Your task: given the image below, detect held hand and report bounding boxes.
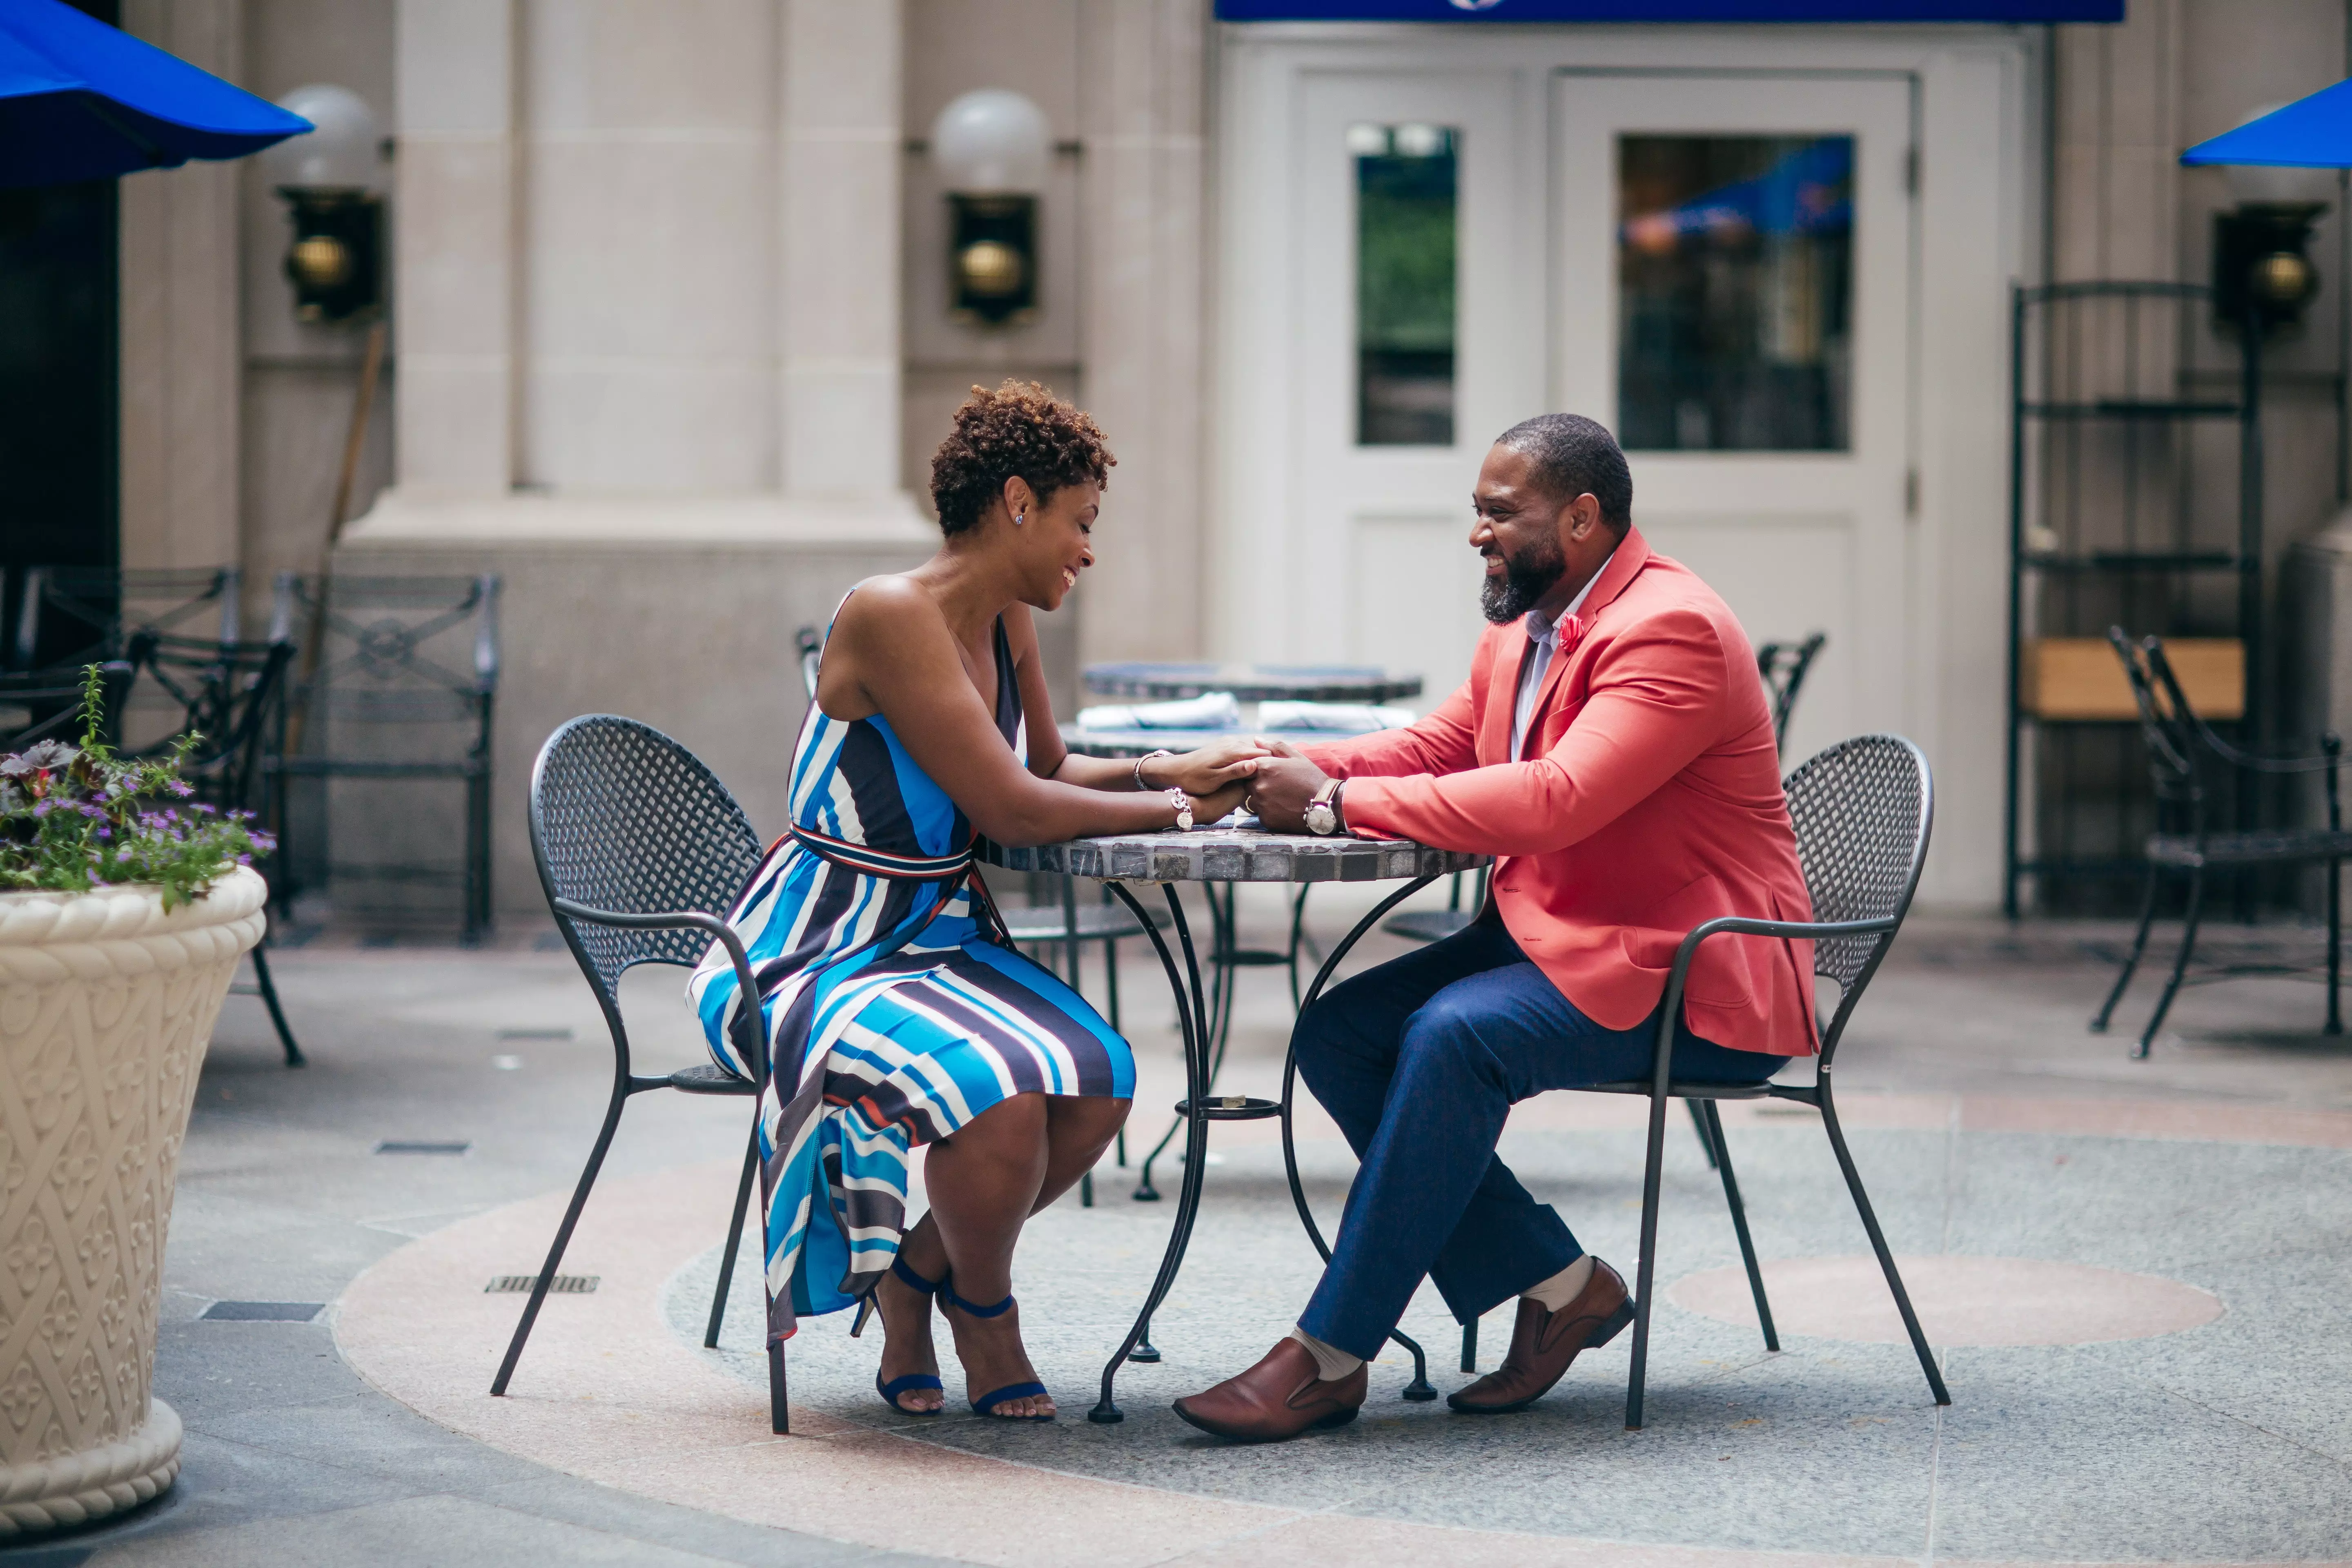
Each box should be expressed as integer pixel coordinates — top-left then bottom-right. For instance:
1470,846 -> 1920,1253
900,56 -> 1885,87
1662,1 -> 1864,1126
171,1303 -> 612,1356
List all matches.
1244,745 -> 1330,834
1187,779 -> 1253,826
1152,736 -> 1270,795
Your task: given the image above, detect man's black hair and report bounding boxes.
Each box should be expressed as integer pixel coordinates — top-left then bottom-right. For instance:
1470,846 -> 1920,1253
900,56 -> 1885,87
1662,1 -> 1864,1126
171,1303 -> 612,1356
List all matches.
1494,413 -> 1632,532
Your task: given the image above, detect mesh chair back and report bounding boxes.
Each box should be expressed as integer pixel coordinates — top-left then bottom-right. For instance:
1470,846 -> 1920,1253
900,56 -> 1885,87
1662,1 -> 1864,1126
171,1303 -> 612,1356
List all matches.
529,715 -> 763,1003
1782,734 -> 1932,1051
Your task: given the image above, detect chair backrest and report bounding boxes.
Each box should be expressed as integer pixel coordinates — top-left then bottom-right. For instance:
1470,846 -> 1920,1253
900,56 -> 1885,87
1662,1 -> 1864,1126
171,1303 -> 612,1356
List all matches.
12,566 -> 240,670
529,715 -> 763,1007
1782,733 -> 1932,1059
281,571 -> 500,744
796,624 -> 822,701
122,630 -> 296,815
2107,627 -> 2209,818
1756,631 -> 1827,752
0,663 -> 131,750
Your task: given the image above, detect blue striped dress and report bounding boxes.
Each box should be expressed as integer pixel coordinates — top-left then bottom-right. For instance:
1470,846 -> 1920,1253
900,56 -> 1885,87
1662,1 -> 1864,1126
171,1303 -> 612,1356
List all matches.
687,613 -> 1136,1344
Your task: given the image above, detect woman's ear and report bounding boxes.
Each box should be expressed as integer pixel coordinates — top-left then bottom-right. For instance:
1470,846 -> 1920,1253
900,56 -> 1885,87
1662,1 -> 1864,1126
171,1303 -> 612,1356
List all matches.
1003,475 -> 1035,525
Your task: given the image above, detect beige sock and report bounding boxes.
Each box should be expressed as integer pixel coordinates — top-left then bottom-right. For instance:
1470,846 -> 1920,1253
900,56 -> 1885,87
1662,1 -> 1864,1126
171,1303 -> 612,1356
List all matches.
1523,1255 -> 1596,1313
1287,1326 -> 1363,1382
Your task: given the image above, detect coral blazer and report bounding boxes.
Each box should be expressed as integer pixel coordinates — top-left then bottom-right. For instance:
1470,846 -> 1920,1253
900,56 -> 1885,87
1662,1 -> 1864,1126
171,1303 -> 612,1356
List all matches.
1303,528 -> 1817,1058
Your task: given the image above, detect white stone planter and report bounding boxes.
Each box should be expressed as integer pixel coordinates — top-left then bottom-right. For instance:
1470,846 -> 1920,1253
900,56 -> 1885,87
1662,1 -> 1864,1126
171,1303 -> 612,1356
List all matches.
0,868 -> 265,1537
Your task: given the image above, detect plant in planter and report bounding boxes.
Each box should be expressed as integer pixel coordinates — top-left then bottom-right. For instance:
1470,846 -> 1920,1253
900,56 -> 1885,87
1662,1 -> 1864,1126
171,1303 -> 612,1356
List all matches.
0,668 -> 273,1536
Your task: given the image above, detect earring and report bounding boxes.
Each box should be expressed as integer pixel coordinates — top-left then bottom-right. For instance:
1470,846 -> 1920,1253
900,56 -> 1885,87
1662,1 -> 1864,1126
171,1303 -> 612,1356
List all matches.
1015,510 -> 1026,525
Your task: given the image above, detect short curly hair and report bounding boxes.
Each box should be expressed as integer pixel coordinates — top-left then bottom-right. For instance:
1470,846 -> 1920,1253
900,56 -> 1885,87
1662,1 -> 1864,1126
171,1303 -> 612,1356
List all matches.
928,380 -> 1115,536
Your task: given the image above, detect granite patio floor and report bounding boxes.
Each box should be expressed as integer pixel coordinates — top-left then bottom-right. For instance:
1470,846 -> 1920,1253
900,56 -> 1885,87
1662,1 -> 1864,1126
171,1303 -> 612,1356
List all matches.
5,884 -> 2350,1567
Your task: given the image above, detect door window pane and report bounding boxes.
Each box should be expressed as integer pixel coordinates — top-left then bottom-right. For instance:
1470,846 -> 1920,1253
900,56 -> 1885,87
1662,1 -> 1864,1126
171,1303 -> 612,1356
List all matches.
1354,122 -> 1457,446
1617,135 -> 1853,452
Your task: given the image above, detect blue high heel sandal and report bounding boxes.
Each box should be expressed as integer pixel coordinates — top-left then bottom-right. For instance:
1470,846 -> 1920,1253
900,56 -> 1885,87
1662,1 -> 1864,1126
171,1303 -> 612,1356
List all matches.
942,1285 -> 1052,1421
858,1256 -> 947,1417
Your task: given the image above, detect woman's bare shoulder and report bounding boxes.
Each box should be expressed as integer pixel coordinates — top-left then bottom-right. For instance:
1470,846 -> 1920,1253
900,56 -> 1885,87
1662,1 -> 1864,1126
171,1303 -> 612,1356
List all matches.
832,575 -> 944,643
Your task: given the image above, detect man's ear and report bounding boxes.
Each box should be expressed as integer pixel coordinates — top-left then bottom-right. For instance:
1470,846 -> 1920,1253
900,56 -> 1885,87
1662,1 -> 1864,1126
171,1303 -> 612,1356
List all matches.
1565,492 -> 1603,541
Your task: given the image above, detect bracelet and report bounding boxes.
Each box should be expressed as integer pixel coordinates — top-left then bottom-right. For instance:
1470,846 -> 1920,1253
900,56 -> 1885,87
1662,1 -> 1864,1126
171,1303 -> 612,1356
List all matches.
1166,786 -> 1194,831
1133,748 -> 1174,791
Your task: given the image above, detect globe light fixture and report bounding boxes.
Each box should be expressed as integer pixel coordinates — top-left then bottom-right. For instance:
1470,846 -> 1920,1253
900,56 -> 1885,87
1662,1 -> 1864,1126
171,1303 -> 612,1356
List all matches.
931,89 -> 1049,326
258,84 -> 385,324
2209,102 -> 2333,330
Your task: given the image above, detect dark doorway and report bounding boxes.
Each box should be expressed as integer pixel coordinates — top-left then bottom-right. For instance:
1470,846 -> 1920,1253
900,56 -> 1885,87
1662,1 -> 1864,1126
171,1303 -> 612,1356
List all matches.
0,0 -> 121,667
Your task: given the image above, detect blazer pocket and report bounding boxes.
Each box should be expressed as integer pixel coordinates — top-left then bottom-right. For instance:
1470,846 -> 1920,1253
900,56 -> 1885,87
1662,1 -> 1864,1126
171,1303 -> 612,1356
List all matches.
1618,872 -> 1755,1007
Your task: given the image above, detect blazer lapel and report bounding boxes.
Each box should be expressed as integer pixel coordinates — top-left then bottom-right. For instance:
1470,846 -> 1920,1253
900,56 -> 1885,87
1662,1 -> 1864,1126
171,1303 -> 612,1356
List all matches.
1479,623 -> 1524,766
1516,528 -> 1653,759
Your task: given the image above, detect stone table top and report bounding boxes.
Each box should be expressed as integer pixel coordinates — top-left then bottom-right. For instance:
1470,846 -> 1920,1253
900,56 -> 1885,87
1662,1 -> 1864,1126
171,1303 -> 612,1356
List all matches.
1060,724 -> 1402,759
1082,661 -> 1423,703
979,828 -> 1486,884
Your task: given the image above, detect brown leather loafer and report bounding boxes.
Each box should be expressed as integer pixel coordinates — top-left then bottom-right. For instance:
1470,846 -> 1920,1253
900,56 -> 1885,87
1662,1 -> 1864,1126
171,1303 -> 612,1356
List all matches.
1448,1257 -> 1635,1414
1172,1339 -> 1368,1443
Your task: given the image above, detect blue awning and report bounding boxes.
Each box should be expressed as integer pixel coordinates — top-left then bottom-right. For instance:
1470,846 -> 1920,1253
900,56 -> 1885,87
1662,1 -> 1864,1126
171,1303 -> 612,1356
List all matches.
1218,2 -> 2121,21
2181,80 -> 2352,170
0,0 -> 310,188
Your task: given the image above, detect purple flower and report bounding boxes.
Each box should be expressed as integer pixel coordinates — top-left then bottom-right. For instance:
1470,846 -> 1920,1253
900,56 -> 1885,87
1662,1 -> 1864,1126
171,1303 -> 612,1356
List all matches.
166,780 -> 194,798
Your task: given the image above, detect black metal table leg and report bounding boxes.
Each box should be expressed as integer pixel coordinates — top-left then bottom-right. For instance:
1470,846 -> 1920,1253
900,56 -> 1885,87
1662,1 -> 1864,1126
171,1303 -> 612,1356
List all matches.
1278,873 -> 1445,1401
1090,882 -> 1214,1423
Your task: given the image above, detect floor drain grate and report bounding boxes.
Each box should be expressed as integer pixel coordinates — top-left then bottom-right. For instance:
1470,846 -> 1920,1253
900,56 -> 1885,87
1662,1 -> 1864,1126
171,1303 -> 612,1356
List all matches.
201,1301 -> 325,1322
486,1274 -> 599,1294
374,1140 -> 473,1155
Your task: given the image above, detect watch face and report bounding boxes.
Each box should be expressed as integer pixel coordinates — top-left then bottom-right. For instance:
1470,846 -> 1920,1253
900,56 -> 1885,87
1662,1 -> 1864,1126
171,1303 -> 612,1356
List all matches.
1306,802 -> 1335,835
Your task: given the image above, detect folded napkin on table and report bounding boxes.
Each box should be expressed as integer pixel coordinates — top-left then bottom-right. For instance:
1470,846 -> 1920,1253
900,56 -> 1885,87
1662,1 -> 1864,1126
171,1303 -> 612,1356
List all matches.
1256,701 -> 1414,734
1074,691 -> 1242,731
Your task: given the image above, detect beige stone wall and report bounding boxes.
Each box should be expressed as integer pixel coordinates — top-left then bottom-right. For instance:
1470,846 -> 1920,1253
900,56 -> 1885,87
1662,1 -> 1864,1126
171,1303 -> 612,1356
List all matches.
118,0 -> 246,577
238,0 -> 397,617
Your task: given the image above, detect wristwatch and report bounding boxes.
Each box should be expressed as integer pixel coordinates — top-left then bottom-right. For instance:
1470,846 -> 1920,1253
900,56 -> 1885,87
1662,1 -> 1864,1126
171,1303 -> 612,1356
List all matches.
1167,787 -> 1195,831
1303,778 -> 1343,836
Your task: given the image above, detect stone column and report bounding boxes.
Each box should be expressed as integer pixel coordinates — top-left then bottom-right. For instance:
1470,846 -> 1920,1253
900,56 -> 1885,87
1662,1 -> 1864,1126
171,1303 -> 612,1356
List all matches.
780,0 -> 903,497
118,0 -> 245,572
1076,0 -> 1209,662
393,0 -> 516,493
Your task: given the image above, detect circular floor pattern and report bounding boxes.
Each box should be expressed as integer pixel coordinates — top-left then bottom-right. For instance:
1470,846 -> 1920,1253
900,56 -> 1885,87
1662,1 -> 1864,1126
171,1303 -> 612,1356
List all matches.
339,1098 -> 2352,1568
1668,1254 -> 2225,1346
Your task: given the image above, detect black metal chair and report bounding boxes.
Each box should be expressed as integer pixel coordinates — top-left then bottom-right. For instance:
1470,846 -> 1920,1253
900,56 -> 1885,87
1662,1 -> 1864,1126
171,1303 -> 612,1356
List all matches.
492,714 -> 782,1429
9,565 -> 242,672
2091,628 -> 2350,1058
1757,631 -> 1828,752
269,573 -> 500,943
121,597 -> 307,1067
1568,733 -> 1949,1428
0,662 -> 130,750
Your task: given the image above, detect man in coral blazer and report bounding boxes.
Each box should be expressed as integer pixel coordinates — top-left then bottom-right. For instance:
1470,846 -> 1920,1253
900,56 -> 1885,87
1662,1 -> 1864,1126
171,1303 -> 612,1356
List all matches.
1173,414 -> 1816,1444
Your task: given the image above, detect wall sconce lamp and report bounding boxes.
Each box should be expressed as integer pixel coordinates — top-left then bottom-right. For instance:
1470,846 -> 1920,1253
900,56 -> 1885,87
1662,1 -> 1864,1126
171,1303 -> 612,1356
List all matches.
931,89 -> 1049,327
258,84 -> 386,325
2212,105 -> 2335,331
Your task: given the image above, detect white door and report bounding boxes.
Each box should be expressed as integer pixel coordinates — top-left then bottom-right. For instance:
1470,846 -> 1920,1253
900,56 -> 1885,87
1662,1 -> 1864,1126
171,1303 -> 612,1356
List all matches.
1286,71 -> 1537,708
1555,73 -> 1916,760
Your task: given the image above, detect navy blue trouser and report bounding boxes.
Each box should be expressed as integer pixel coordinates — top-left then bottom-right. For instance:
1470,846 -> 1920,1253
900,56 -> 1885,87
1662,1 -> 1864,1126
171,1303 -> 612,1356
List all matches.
1293,915 -> 1786,1359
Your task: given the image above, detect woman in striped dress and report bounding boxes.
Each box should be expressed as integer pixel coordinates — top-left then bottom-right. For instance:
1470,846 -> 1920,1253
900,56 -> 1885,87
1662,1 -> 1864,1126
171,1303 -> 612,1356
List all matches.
689,383 -> 1262,1421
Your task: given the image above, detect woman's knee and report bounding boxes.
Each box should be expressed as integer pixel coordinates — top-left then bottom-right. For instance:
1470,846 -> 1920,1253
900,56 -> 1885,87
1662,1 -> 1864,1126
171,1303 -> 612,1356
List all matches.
955,1091 -> 1050,1145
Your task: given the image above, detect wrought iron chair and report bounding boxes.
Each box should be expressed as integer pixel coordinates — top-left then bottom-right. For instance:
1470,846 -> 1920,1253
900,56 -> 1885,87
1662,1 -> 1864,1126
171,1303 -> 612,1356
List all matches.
269,573 -> 500,943
492,715 -> 781,1428
123,598 -> 306,1066
0,662 -> 130,750
1757,631 -> 1828,752
2091,628 -> 2350,1058
9,565 -> 241,671
1566,733 -> 1948,1428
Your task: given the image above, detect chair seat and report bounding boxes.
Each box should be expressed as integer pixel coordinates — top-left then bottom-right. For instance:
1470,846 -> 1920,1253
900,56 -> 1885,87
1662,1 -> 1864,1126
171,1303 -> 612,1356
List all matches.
669,1063 -> 758,1095
1384,909 -> 1477,943
2147,828 -> 2352,867
1001,901 -> 1165,942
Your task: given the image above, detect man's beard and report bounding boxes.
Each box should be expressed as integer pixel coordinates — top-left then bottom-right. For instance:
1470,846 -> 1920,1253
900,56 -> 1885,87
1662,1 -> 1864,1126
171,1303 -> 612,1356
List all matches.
1480,539 -> 1566,624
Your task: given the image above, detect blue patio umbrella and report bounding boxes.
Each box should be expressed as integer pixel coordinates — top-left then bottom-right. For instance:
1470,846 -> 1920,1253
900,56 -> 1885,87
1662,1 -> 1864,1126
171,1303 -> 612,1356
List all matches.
2182,79 -> 2352,169
0,0 -> 309,188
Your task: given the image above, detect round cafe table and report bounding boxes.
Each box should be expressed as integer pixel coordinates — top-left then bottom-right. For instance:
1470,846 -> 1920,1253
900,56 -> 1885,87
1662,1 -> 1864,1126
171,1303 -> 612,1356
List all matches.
980,826 -> 1487,1424
1083,660 -> 1423,704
